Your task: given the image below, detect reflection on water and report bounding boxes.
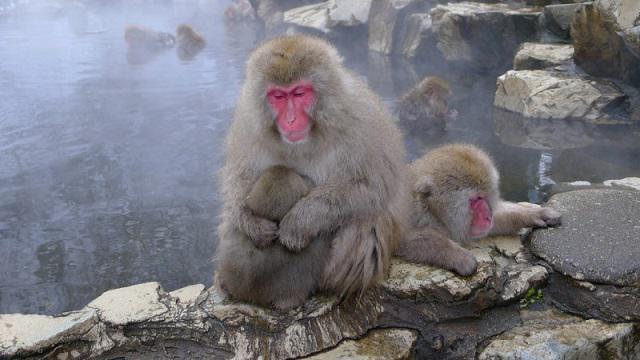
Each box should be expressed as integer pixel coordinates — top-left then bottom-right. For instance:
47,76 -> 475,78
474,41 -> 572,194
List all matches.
1,1 -> 639,315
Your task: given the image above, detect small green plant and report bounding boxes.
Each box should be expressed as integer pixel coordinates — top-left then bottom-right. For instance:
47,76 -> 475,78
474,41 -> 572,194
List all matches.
519,288 -> 543,309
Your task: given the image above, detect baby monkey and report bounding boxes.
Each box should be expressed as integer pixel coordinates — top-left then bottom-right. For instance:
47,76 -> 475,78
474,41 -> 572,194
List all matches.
397,76 -> 458,131
217,166 -> 330,310
397,144 -> 561,276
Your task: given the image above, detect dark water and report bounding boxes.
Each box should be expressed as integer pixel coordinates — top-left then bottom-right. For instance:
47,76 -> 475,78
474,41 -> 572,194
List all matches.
1,1 -> 639,315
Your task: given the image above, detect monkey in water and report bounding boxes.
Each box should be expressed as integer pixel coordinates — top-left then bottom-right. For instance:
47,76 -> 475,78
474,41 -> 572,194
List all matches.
176,24 -> 206,61
218,166 -> 331,310
215,36 -> 410,309
396,76 -> 458,131
124,25 -> 175,51
396,144 -> 561,276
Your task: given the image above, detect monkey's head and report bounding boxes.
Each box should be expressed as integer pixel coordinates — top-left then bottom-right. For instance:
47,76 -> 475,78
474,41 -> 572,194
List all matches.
419,76 -> 457,121
177,24 -> 194,37
245,36 -> 344,145
413,144 -> 499,242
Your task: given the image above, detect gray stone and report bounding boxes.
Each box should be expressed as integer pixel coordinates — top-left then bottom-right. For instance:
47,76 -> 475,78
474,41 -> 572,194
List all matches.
479,308 -> 640,359
368,0 -> 427,55
327,0 -> 372,27
86,281 -> 169,325
604,177 -> 640,191
513,43 -> 574,70
431,2 -> 540,71
283,2 -> 330,33
0,310 -> 97,358
400,13 -> 433,59
169,283 -> 205,305
306,328 -> 418,360
572,0 -> 640,86
543,3 -> 585,39
531,189 -> 640,286
494,70 -> 631,124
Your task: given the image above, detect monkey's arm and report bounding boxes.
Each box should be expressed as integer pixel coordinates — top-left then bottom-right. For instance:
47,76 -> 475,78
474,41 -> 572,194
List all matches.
396,227 -> 478,276
278,180 -> 384,252
490,201 -> 561,236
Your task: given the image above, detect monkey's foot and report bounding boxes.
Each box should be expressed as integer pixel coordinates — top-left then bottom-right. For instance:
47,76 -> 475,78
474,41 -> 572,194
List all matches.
449,249 -> 478,276
246,217 -> 278,249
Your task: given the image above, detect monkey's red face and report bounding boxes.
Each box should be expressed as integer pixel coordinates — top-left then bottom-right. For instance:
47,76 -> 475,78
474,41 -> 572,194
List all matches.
267,81 -> 315,144
469,195 -> 493,238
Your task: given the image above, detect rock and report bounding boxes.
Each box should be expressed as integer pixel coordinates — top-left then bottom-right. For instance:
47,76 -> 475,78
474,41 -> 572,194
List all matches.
531,189 -> 640,286
494,69 -> 632,124
479,308 -> 640,359
306,328 -> 418,360
572,0 -> 640,86
252,0 -> 323,31
0,236 -> 551,359
0,310 -> 97,358
400,13 -> 433,60
430,2 -> 540,71
604,177 -> 640,191
368,0 -> 428,55
327,0 -> 372,27
86,282 -> 169,325
543,3 -> 586,39
513,43 -> 574,70
283,2 -> 330,33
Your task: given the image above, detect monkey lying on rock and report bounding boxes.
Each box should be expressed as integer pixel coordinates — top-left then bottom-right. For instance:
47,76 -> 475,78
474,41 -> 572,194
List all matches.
396,144 -> 562,276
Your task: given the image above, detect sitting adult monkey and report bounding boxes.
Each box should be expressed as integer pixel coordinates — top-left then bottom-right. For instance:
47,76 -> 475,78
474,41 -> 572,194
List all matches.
215,36 -> 410,309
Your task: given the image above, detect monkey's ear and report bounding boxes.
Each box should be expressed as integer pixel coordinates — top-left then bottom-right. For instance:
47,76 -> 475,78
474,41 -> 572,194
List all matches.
414,175 -> 434,196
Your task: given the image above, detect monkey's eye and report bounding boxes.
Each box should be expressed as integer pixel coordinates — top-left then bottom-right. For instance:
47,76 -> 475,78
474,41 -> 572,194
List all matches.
268,90 -> 287,100
292,88 -> 307,97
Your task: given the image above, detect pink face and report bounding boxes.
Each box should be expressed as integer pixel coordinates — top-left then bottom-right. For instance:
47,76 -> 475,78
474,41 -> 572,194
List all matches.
469,195 -> 493,238
266,80 -> 315,144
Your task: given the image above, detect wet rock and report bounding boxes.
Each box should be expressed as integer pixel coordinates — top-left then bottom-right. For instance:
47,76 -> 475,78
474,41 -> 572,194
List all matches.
542,3 -> 586,39
283,2 -> 331,33
400,13 -> 433,60
531,189 -> 640,287
252,0 -> 323,30
513,43 -> 574,70
430,2 -> 540,71
327,0 -> 372,27
0,237 -> 553,359
572,0 -> 640,86
368,0 -> 428,55
283,0 -> 371,34
494,69 -> 631,124
479,308 -> 640,359
86,281 -> 169,325
306,328 -> 418,360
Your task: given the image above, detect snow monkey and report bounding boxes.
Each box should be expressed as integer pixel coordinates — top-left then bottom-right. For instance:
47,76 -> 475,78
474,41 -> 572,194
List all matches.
396,144 -> 562,275
176,24 -> 206,61
215,36 -> 411,309
396,76 -> 458,131
124,25 -> 175,51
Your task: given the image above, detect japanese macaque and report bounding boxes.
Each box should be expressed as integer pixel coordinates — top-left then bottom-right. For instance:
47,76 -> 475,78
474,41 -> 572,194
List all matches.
215,36 -> 410,309
224,0 -> 256,22
124,25 -> 175,51
176,24 -> 206,61
396,144 -> 561,275
396,76 -> 458,131
124,25 -> 175,65
246,166 -> 313,222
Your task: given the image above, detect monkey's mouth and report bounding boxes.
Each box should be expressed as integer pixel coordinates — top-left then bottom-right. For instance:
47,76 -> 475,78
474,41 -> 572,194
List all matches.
280,126 -> 310,144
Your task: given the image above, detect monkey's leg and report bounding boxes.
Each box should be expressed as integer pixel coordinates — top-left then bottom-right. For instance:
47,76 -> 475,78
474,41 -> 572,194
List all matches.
396,227 -> 478,276
490,201 -> 561,236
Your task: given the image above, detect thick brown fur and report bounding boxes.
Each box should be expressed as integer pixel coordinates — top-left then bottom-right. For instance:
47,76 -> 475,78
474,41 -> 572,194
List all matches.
396,144 -> 561,276
176,24 -> 206,61
215,36 -> 411,308
396,76 -> 456,131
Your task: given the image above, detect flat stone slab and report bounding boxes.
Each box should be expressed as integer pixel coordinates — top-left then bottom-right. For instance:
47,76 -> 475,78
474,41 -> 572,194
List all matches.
306,328 -> 417,360
479,308 -> 640,359
86,282 -> 169,325
531,189 -> 640,286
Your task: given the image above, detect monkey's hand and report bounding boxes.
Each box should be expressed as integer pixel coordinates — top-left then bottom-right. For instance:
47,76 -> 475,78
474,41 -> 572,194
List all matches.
278,205 -> 315,252
239,208 -> 278,248
516,202 -> 562,228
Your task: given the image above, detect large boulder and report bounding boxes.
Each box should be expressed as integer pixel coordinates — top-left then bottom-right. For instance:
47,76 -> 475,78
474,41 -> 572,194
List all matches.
531,189 -> 640,322
283,0 -> 372,34
542,3 -> 587,40
0,237 -> 550,359
571,0 -> 640,86
368,0 -> 429,55
430,2 -> 541,71
494,69 -> 632,124
400,13 -> 434,60
513,42 -> 574,70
